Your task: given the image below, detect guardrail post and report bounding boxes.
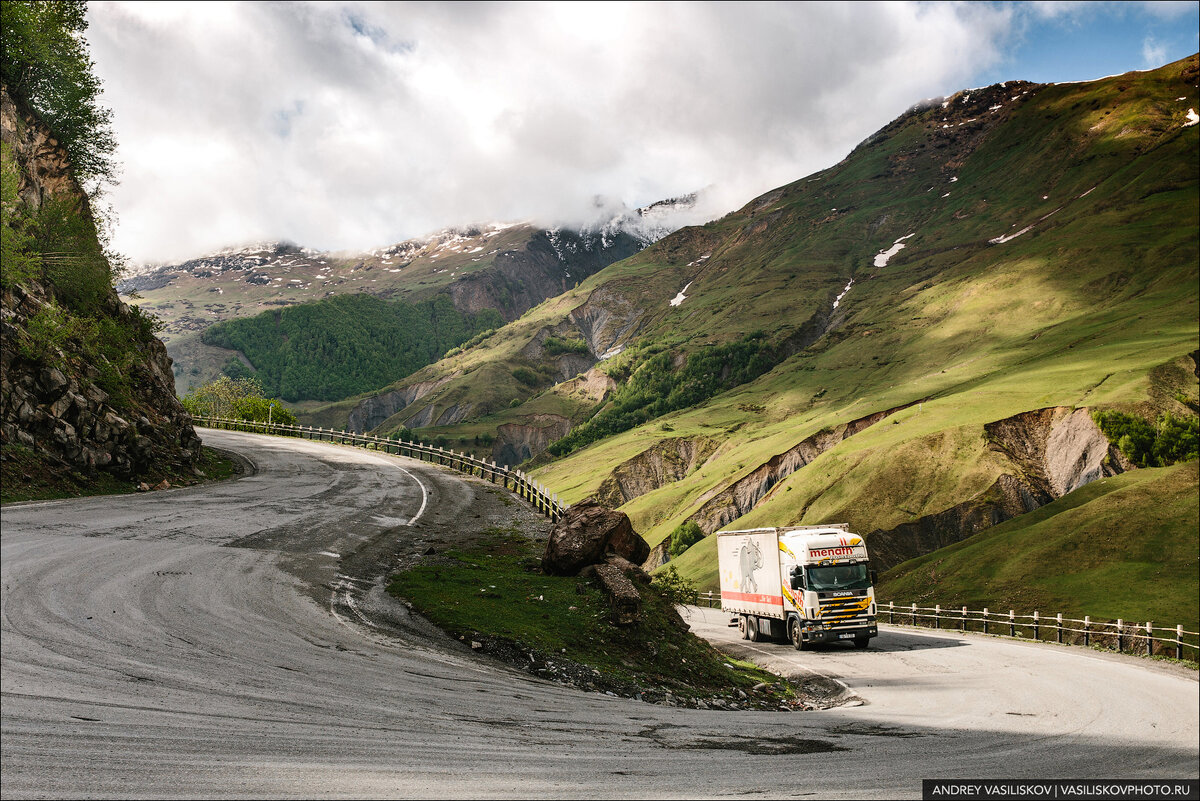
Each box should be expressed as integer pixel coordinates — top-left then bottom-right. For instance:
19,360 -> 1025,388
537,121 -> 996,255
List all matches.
910,603 -> 917,626
1033,611 -> 1039,641
1117,618 -> 1123,653
1177,625 -> 1184,660
1083,616 -> 1090,647
1145,621 -> 1152,656
887,601 -> 894,624
934,604 -> 940,629
1009,609 -> 1015,637
1056,613 -> 1063,643
961,606 -> 967,632
983,608 -> 989,635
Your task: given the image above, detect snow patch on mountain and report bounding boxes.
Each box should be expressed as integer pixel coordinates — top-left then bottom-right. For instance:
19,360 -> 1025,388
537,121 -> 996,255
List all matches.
670,282 -> 693,307
873,234 -> 915,268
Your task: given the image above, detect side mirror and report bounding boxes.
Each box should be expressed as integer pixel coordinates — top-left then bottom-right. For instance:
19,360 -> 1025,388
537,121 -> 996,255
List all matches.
869,569 -> 878,585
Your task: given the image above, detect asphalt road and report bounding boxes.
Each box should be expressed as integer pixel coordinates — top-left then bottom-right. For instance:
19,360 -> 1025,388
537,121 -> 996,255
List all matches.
2,429 -> 1196,799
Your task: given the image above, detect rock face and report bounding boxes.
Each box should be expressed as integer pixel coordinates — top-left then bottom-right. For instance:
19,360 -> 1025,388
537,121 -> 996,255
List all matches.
541,499 -> 651,576
493,414 -> 572,467
1,86 -> 201,482
594,436 -> 719,508
345,375 -> 456,432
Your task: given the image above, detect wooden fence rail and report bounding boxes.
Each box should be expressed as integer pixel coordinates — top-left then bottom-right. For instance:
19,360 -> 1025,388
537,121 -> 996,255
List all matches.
881,601 -> 1198,661
194,417 -> 567,522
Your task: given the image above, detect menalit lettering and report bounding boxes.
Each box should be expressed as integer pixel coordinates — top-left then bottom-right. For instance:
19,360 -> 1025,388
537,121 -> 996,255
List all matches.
811,547 -> 857,558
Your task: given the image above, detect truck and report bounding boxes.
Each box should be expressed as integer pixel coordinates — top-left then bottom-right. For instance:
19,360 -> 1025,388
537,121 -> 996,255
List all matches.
716,524 -> 878,649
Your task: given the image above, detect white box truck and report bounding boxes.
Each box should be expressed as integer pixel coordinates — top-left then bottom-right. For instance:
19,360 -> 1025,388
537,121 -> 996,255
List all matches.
717,524 -> 878,649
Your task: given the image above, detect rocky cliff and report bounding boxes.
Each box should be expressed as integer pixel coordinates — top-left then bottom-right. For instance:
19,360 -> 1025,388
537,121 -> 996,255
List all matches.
1,85 -> 201,489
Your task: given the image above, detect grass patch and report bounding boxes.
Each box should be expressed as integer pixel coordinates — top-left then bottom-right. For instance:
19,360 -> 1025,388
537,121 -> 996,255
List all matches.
387,527 -> 801,707
0,445 -> 236,505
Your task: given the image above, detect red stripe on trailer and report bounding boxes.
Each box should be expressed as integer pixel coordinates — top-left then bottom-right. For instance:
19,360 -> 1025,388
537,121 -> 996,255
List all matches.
721,590 -> 784,606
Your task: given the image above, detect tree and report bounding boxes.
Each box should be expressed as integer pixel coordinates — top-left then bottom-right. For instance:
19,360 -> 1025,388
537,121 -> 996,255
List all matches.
1,1 -> 118,190
180,376 -> 295,424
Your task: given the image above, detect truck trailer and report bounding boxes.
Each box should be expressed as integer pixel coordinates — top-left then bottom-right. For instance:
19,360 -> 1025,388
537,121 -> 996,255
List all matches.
716,524 -> 878,649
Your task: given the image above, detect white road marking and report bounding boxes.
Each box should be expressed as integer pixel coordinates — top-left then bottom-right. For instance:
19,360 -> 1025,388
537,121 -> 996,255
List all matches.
390,465 -> 428,526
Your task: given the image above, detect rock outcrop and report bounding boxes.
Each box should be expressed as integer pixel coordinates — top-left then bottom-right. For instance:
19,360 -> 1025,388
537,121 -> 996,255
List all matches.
593,436 -> 719,508
346,375 -> 456,432
542,500 -> 653,625
448,228 -> 644,322
493,414 -> 572,468
1,86 -> 201,484
687,401 -> 918,536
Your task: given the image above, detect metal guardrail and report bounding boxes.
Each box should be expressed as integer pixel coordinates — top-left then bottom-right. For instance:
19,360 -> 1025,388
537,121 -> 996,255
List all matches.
694,593 -> 1197,661
193,416 -> 567,522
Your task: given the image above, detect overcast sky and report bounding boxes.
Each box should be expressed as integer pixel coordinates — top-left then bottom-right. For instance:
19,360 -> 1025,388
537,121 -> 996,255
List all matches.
84,1 -> 1200,265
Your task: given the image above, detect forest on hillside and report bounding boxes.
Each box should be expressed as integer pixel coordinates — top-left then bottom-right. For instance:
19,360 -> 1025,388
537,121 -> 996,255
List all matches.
201,293 -> 503,402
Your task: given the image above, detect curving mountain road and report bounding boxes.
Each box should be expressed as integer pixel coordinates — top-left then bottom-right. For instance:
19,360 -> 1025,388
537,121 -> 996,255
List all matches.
2,430 -> 1196,799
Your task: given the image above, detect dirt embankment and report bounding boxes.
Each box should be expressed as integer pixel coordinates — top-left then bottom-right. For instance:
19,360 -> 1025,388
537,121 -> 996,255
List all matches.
865,407 -> 1128,571
593,437 -> 721,508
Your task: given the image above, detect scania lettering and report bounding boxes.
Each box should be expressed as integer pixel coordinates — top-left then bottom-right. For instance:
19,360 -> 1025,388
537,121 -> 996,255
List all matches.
716,524 -> 879,649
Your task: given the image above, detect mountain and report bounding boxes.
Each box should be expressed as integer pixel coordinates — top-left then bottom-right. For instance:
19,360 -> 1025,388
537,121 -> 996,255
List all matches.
1,85 -> 201,497
118,195 -> 702,397
339,56 -> 1199,623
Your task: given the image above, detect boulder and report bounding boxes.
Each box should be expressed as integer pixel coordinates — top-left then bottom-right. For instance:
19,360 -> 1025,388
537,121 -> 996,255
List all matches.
541,499 -> 650,576
581,563 -> 642,625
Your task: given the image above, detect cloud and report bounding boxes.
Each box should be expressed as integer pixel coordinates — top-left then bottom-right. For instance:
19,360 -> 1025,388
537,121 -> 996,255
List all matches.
1142,36 -> 1169,66
87,1 -> 1014,263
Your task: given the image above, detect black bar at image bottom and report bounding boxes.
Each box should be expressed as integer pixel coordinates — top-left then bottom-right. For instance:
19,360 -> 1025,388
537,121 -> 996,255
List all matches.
922,780 -> 1199,800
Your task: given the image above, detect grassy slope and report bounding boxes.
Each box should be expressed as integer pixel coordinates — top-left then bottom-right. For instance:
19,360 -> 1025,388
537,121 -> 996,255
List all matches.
877,461 -> 1199,630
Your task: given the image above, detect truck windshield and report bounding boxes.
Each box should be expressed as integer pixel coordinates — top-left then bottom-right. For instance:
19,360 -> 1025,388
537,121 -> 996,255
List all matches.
806,563 -> 870,591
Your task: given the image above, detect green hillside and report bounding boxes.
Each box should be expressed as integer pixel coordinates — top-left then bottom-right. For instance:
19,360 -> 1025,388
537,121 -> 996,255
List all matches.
201,293 -> 501,402
878,461 -> 1199,629
350,56 -> 1198,628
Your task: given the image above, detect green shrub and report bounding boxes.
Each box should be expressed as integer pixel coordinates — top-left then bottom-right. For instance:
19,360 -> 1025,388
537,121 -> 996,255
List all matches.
181,376 -> 293,424
1154,413 -> 1199,465
651,565 -> 698,605
511,366 -> 541,386
543,335 -> 590,356
34,194 -> 111,313
1,142 -> 40,288
667,520 -> 705,558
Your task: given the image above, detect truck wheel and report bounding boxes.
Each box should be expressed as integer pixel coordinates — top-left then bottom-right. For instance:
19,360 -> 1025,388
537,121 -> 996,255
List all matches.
853,637 -> 870,650
739,616 -> 749,639
745,615 -> 759,642
789,619 -> 806,651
